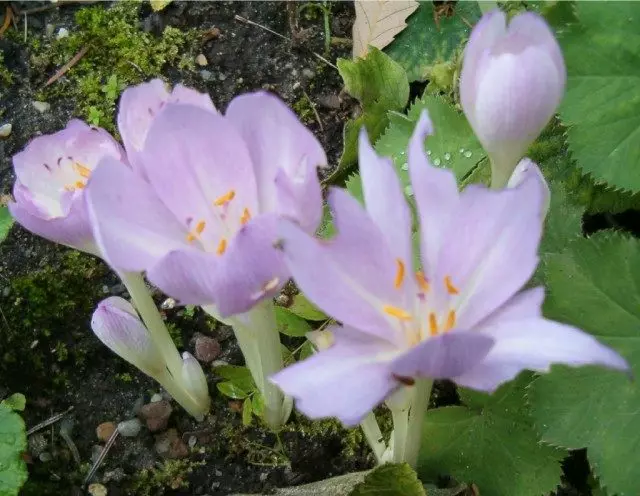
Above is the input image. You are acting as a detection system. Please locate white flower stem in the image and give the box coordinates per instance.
[404,379,433,468]
[490,159,512,190]
[119,271,182,376]
[359,412,386,464]
[226,300,287,430]
[391,406,409,463]
[477,0,498,14]
[155,369,209,421]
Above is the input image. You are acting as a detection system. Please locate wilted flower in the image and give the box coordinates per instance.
[270,114,628,426]
[87,84,326,317]
[9,120,125,254]
[460,10,566,188]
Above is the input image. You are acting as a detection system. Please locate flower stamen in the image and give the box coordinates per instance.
[73,162,91,178]
[444,275,459,295]
[216,238,227,255]
[394,259,405,288]
[213,190,236,206]
[75,181,85,189]
[428,312,438,336]
[444,310,456,331]
[240,207,251,225]
[383,305,412,321]
[195,220,206,235]
[416,271,430,292]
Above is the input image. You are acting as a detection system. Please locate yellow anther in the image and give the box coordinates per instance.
[240,207,251,225]
[186,232,197,243]
[75,181,85,189]
[444,275,459,295]
[74,162,91,178]
[195,220,206,235]
[444,310,456,332]
[415,271,430,292]
[394,259,405,289]
[216,238,227,255]
[383,305,412,321]
[214,190,236,206]
[428,312,439,336]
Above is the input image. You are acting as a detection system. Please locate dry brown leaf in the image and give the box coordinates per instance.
[352,0,419,59]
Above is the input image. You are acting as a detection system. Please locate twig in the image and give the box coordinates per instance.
[44,45,90,87]
[27,406,74,436]
[83,428,119,486]
[234,14,337,71]
[0,5,13,38]
[302,89,324,133]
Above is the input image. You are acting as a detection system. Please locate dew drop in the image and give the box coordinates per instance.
[433,158,441,166]
[404,185,414,196]
[459,148,464,153]
[444,153,451,161]
[426,150,432,156]
[399,150,406,156]
[401,162,409,171]
[464,150,472,158]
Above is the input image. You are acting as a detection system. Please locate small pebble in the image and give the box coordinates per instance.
[32,101,51,113]
[117,418,142,437]
[139,399,173,432]
[38,451,52,462]
[28,433,47,457]
[87,483,108,496]
[214,469,222,477]
[160,297,175,310]
[259,472,268,482]
[155,428,189,459]
[318,95,341,110]
[56,27,69,40]
[131,396,145,416]
[194,335,221,363]
[45,23,55,37]
[302,68,315,79]
[218,73,227,81]
[195,54,208,66]
[211,482,221,490]
[0,123,12,138]
[188,435,197,448]
[96,421,116,442]
[150,393,163,403]
[200,70,214,82]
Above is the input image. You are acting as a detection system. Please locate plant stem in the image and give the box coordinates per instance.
[404,379,433,468]
[391,406,409,463]
[477,0,498,14]
[360,411,386,464]
[490,159,512,190]
[322,1,331,56]
[156,369,209,420]
[227,300,287,430]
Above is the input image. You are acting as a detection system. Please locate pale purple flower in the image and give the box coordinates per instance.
[9,120,125,254]
[460,10,565,188]
[91,296,165,379]
[86,85,326,317]
[508,158,550,216]
[270,114,628,426]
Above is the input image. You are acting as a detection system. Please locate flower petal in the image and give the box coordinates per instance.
[391,331,494,379]
[455,318,630,392]
[86,157,187,272]
[507,158,550,217]
[274,163,322,233]
[270,326,398,426]
[480,287,544,324]
[225,91,326,215]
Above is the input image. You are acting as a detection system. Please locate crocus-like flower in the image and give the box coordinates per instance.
[270,114,628,426]
[9,120,125,254]
[87,85,326,317]
[460,10,565,188]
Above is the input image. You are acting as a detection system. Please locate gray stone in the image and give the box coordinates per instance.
[117,418,142,437]
[32,101,51,113]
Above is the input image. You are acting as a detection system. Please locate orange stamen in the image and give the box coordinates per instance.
[444,310,456,331]
[383,305,412,321]
[75,181,85,189]
[394,259,405,289]
[444,275,459,295]
[216,238,227,255]
[213,190,236,206]
[416,271,430,292]
[186,232,197,243]
[428,312,438,336]
[195,220,206,235]
[74,163,91,178]
[240,207,251,225]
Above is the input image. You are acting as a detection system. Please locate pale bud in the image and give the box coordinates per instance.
[181,352,211,417]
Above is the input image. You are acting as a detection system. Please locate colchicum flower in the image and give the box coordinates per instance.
[9,120,125,254]
[87,84,326,317]
[270,114,628,426]
[460,10,566,188]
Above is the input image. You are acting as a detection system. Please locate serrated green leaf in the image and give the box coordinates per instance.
[349,463,426,496]
[0,207,14,245]
[559,2,640,193]
[345,173,364,205]
[288,293,327,321]
[275,307,312,337]
[332,48,410,180]
[529,233,640,496]
[0,404,28,496]
[242,397,253,426]
[317,203,336,239]
[214,365,255,393]
[216,381,249,400]
[0,394,25,413]
[418,373,565,496]
[385,2,480,82]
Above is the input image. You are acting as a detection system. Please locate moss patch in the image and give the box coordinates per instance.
[127,459,205,495]
[30,1,199,132]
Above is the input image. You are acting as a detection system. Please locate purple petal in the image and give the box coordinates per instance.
[408,112,460,277]
[171,84,217,111]
[507,158,550,216]
[438,174,545,329]
[140,104,258,239]
[270,326,398,426]
[454,318,630,392]
[359,127,413,275]
[85,157,188,272]
[391,331,494,379]
[274,163,322,234]
[225,91,326,220]
[480,287,544,324]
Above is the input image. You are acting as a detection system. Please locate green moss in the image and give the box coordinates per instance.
[0,52,12,87]
[127,459,204,495]
[292,95,315,125]
[30,1,199,132]
[166,322,184,348]
[115,372,134,383]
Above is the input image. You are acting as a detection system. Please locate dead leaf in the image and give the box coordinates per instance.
[352,0,419,59]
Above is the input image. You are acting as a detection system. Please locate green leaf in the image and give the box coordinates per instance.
[213,364,255,392]
[559,2,640,192]
[349,463,426,496]
[216,381,249,400]
[418,373,565,496]
[275,307,312,337]
[332,48,410,180]
[375,94,486,192]
[345,173,364,205]
[0,207,14,244]
[317,203,336,239]
[0,394,25,413]
[288,293,328,321]
[385,2,481,82]
[529,233,640,496]
[0,404,28,496]
[299,341,315,361]
[242,397,253,426]
[252,391,265,418]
